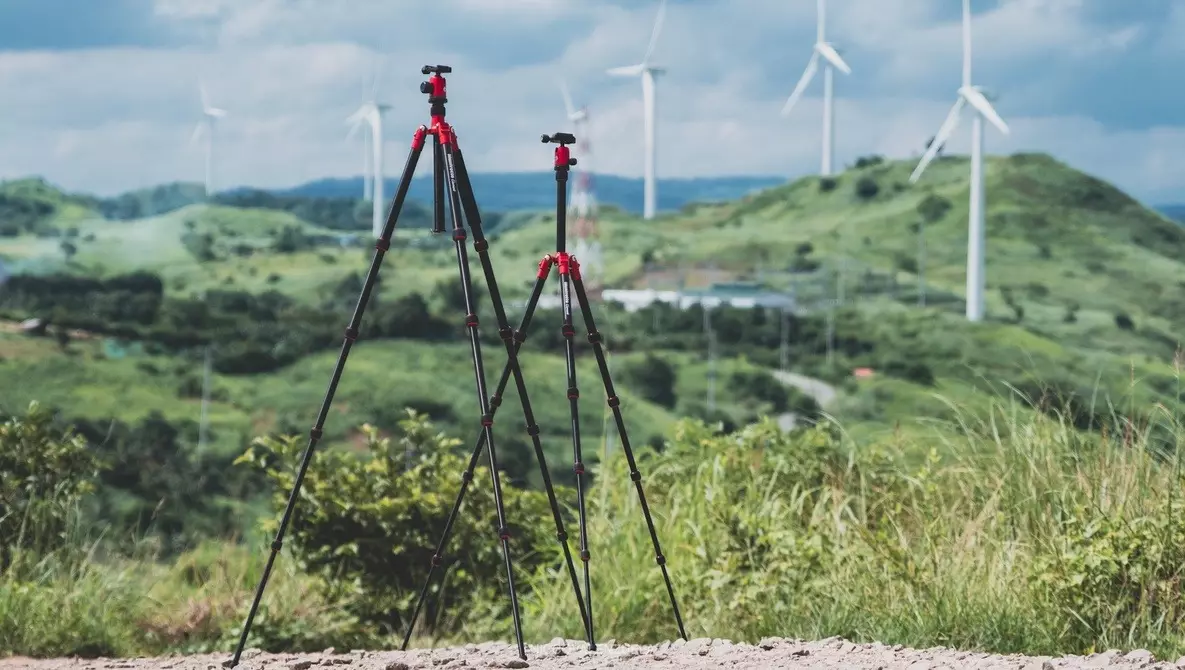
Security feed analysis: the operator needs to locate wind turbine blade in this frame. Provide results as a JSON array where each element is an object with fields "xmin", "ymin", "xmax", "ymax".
[
  {"xmin": 961, "ymin": 87, "xmax": 1010, "ymax": 134},
  {"xmin": 815, "ymin": 42, "xmax": 852, "ymax": 75},
  {"xmin": 641, "ymin": 0, "xmax": 667, "ymax": 65},
  {"xmin": 370, "ymin": 56, "xmax": 387, "ymax": 101},
  {"xmin": 607, "ymin": 64, "xmax": 645, "ymax": 77},
  {"xmin": 199, "ymin": 80, "xmax": 210, "ymax": 110},
  {"xmin": 190, "ymin": 121, "xmax": 206, "ymax": 145},
  {"xmin": 817, "ymin": 0, "xmax": 825, "ymax": 42},
  {"xmin": 559, "ymin": 78, "xmax": 576, "ymax": 118},
  {"xmin": 910, "ymin": 97, "xmax": 966, "ymax": 183},
  {"xmin": 962, "ymin": 0, "xmax": 972, "ymax": 88},
  {"xmin": 206, "ymin": 107, "xmax": 227, "ymax": 118},
  {"xmin": 780, "ymin": 53, "xmax": 820, "ymax": 117}
]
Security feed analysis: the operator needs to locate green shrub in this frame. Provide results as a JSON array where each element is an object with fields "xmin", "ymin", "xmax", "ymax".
[
  {"xmin": 237, "ymin": 411, "xmax": 563, "ymax": 636},
  {"xmin": 0, "ymin": 402, "xmax": 102, "ymax": 567},
  {"xmin": 855, "ymin": 176, "xmax": 880, "ymax": 201}
]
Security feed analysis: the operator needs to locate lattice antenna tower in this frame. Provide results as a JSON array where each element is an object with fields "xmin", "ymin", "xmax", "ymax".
[{"xmin": 560, "ymin": 80, "xmax": 603, "ymax": 295}]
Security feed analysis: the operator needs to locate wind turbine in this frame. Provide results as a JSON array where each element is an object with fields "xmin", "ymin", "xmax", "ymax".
[
  {"xmin": 191, "ymin": 81, "xmax": 227, "ymax": 199},
  {"xmin": 347, "ymin": 69, "xmax": 391, "ymax": 239},
  {"xmin": 780, "ymin": 0, "xmax": 852, "ymax": 177},
  {"xmin": 607, "ymin": 0, "xmax": 667, "ymax": 221},
  {"xmin": 909, "ymin": 0, "xmax": 1009, "ymax": 323}
]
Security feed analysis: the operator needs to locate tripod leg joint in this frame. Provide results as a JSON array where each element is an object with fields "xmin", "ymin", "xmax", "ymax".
[
  {"xmin": 345, "ymin": 326, "xmax": 359, "ymax": 342},
  {"xmin": 465, "ymin": 313, "xmax": 479, "ymax": 329},
  {"xmin": 655, "ymin": 554, "xmax": 666, "ymax": 567},
  {"xmin": 512, "ymin": 329, "xmax": 527, "ymax": 344},
  {"xmin": 452, "ymin": 228, "xmax": 467, "ymax": 242},
  {"xmin": 431, "ymin": 553, "xmax": 443, "ymax": 567},
  {"xmin": 537, "ymin": 255, "xmax": 555, "ymax": 278},
  {"xmin": 375, "ymin": 238, "xmax": 390, "ymax": 252},
  {"xmin": 474, "ymin": 238, "xmax": 489, "ymax": 253},
  {"xmin": 580, "ymin": 549, "xmax": 590, "ymax": 562},
  {"xmin": 271, "ymin": 540, "xmax": 283, "ymax": 551},
  {"xmin": 573, "ymin": 461, "xmax": 585, "ymax": 475},
  {"xmin": 498, "ymin": 526, "xmax": 512, "ymax": 541},
  {"xmin": 586, "ymin": 331, "xmax": 603, "ymax": 345},
  {"xmin": 561, "ymin": 324, "xmax": 575, "ymax": 338},
  {"xmin": 556, "ymin": 530, "xmax": 568, "ymax": 543},
  {"xmin": 310, "ymin": 427, "xmax": 323, "ymax": 440},
  {"xmin": 567, "ymin": 386, "xmax": 579, "ymax": 400},
  {"xmin": 498, "ymin": 327, "xmax": 513, "ymax": 342},
  {"xmin": 630, "ymin": 470, "xmax": 641, "ymax": 483},
  {"xmin": 481, "ymin": 414, "xmax": 494, "ymax": 428},
  {"xmin": 525, "ymin": 423, "xmax": 540, "ymax": 437},
  {"xmin": 461, "ymin": 470, "xmax": 473, "ymax": 484},
  {"xmin": 606, "ymin": 395, "xmax": 620, "ymax": 409},
  {"xmin": 489, "ymin": 395, "xmax": 503, "ymax": 409}
]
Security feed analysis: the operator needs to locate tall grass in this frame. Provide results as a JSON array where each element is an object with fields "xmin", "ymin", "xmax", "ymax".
[
  {"xmin": 6, "ymin": 394, "xmax": 1185, "ymax": 659},
  {"xmin": 523, "ymin": 397, "xmax": 1185, "ymax": 658}
]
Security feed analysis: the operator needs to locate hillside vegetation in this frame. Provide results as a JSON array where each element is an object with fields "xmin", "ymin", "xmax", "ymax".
[{"xmin": 3, "ymin": 152, "xmax": 1185, "ymax": 660}]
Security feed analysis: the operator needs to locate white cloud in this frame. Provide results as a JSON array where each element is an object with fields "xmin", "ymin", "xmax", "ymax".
[{"xmin": 0, "ymin": 0, "xmax": 1183, "ymax": 204}]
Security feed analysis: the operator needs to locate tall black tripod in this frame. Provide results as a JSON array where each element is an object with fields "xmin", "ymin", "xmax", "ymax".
[
  {"xmin": 227, "ymin": 66, "xmax": 589, "ymax": 667},
  {"xmin": 400, "ymin": 133, "xmax": 688, "ymax": 654}
]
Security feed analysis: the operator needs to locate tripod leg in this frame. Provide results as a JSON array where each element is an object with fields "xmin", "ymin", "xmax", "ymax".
[
  {"xmin": 399, "ymin": 257, "xmax": 556, "ymax": 650},
  {"xmin": 441, "ymin": 141, "xmax": 527, "ymax": 661},
  {"xmin": 227, "ymin": 127, "xmax": 429, "ymax": 668},
  {"xmin": 559, "ymin": 260, "xmax": 596, "ymax": 648},
  {"xmin": 569, "ymin": 263, "xmax": 689, "ymax": 642},
  {"xmin": 449, "ymin": 139, "xmax": 595, "ymax": 648}
]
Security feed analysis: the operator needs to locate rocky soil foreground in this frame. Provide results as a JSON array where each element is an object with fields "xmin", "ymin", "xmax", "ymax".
[{"xmin": 5, "ymin": 638, "xmax": 1185, "ymax": 670}]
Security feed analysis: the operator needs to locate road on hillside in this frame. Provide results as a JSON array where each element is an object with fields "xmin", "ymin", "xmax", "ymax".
[
  {"xmin": 1, "ymin": 637, "xmax": 1175, "ymax": 669},
  {"xmin": 770, "ymin": 369, "xmax": 838, "ymax": 431}
]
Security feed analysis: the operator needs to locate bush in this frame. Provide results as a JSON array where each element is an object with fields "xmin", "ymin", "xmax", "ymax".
[
  {"xmin": 818, "ymin": 177, "xmax": 838, "ymax": 193},
  {"xmin": 237, "ymin": 412, "xmax": 561, "ymax": 635},
  {"xmin": 1115, "ymin": 312, "xmax": 1135, "ymax": 330},
  {"xmin": 0, "ymin": 402, "xmax": 102, "ymax": 568},
  {"xmin": 855, "ymin": 176, "xmax": 880, "ymax": 201},
  {"xmin": 916, "ymin": 194, "xmax": 952, "ymax": 223}
]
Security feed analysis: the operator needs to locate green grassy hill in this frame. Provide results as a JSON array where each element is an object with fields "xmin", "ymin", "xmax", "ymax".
[{"xmin": 3, "ymin": 153, "xmax": 1183, "ymax": 451}]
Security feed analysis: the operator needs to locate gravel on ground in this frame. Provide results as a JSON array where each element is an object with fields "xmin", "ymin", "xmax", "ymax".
[{"xmin": 4, "ymin": 637, "xmax": 1185, "ymax": 670}]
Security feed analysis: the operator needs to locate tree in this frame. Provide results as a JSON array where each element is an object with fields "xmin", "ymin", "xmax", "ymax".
[
  {"xmin": 59, "ymin": 240, "xmax": 77, "ymax": 260},
  {"xmin": 620, "ymin": 354, "xmax": 678, "ymax": 409}
]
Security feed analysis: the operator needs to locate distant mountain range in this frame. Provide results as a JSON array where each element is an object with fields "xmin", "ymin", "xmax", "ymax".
[{"xmin": 267, "ymin": 173, "xmax": 786, "ymax": 215}]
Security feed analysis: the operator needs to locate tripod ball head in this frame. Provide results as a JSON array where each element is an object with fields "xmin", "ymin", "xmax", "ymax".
[
  {"xmin": 421, "ymin": 65, "xmax": 453, "ymax": 74},
  {"xmin": 541, "ymin": 132, "xmax": 577, "ymax": 146}
]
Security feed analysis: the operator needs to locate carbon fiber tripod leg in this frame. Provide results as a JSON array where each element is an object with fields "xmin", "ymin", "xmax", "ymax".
[
  {"xmin": 226, "ymin": 128, "xmax": 428, "ymax": 668},
  {"xmin": 440, "ymin": 147, "xmax": 526, "ymax": 660},
  {"xmin": 400, "ymin": 258, "xmax": 592, "ymax": 650},
  {"xmin": 570, "ymin": 265, "xmax": 688, "ymax": 642}
]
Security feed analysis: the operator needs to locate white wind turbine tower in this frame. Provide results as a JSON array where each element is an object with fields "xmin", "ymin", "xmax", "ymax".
[
  {"xmin": 347, "ymin": 70, "xmax": 392, "ymax": 239},
  {"xmin": 780, "ymin": 0, "xmax": 852, "ymax": 177},
  {"xmin": 909, "ymin": 0, "xmax": 1009, "ymax": 323},
  {"xmin": 191, "ymin": 81, "xmax": 227, "ymax": 199},
  {"xmin": 607, "ymin": 0, "xmax": 667, "ymax": 221}
]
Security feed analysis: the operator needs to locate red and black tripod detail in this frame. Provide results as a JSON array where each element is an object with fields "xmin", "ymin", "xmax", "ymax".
[
  {"xmin": 228, "ymin": 66, "xmax": 589, "ymax": 666},
  {"xmin": 536, "ymin": 133, "xmax": 687, "ymax": 647}
]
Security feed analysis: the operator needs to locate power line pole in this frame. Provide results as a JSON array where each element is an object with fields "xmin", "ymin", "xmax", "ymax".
[
  {"xmin": 918, "ymin": 217, "xmax": 927, "ymax": 307},
  {"xmin": 198, "ymin": 345, "xmax": 211, "ymax": 452},
  {"xmin": 704, "ymin": 306, "xmax": 717, "ymax": 413}
]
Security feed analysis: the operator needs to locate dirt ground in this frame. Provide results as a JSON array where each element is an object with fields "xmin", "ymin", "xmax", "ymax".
[{"xmin": 4, "ymin": 637, "xmax": 1185, "ymax": 670}]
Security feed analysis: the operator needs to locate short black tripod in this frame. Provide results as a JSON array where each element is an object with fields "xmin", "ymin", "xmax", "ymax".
[
  {"xmin": 400, "ymin": 133, "xmax": 688, "ymax": 654},
  {"xmin": 227, "ymin": 66, "xmax": 590, "ymax": 666}
]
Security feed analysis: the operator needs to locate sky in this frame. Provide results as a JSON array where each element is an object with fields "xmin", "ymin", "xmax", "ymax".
[{"xmin": 1, "ymin": 0, "xmax": 1183, "ymax": 204}]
